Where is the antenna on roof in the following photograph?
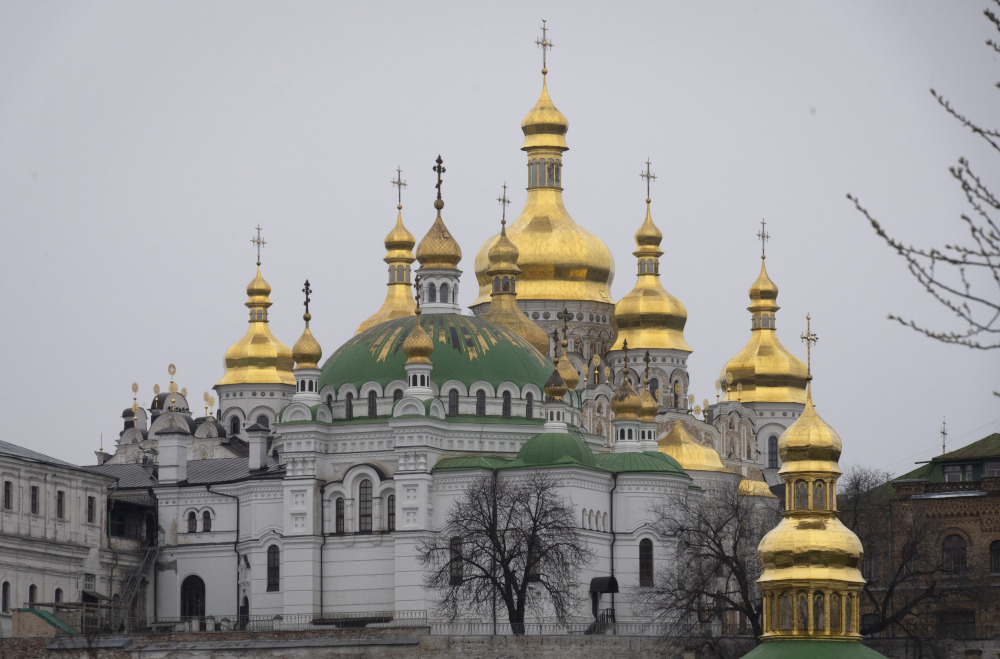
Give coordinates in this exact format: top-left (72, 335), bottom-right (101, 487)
top-left (941, 417), bottom-right (948, 455)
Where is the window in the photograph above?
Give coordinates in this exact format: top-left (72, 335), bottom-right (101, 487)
top-left (84, 573), bottom-right (95, 591)
top-left (649, 378), bottom-right (659, 402)
top-left (28, 585), bottom-right (36, 605)
top-left (202, 511), bottom-right (212, 532)
top-left (768, 436), bottom-right (779, 469)
top-left (1, 582), bottom-right (8, 612)
top-left (56, 491), bottom-right (65, 519)
top-left (813, 591), bottom-right (825, 631)
top-left (862, 550), bottom-right (879, 581)
top-left (30, 486), bottom-right (38, 514)
top-left (448, 389), bottom-right (459, 416)
top-left (335, 497), bottom-right (345, 533)
top-left (345, 393), bottom-right (353, 420)
top-left (367, 391), bottom-right (377, 418)
top-left (813, 481), bottom-right (826, 510)
top-left (937, 610), bottom-right (976, 639)
top-left (2, 481), bottom-right (10, 510)
top-left (427, 283), bottom-right (437, 303)
top-left (256, 415), bottom-right (269, 429)
top-left (944, 464), bottom-right (975, 482)
top-left (942, 534), bottom-right (967, 574)
top-left (475, 390), bottom-right (486, 417)
top-left (187, 511), bottom-right (197, 533)
top-left (387, 494), bottom-right (395, 532)
top-left (991, 541), bottom-right (1000, 573)
top-left (502, 391), bottom-right (512, 418)
top-left (986, 462), bottom-right (1000, 477)
top-left (359, 479), bottom-right (373, 532)
top-left (440, 283), bottom-right (450, 304)
top-left (639, 539), bottom-right (654, 587)
top-left (794, 480), bottom-right (808, 510)
top-left (229, 416), bottom-right (240, 437)
top-left (393, 389), bottom-right (403, 402)
top-left (54, 588), bottom-right (62, 603)
top-left (87, 496), bottom-right (95, 524)
top-left (266, 546), bottom-right (280, 591)
top-left (831, 593), bottom-right (843, 633)
top-left (449, 537), bottom-right (463, 585)
top-left (525, 393), bottom-right (533, 420)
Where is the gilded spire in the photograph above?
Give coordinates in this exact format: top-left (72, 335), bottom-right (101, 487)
top-left (356, 171), bottom-right (418, 334)
top-left (403, 279), bottom-right (434, 365)
top-left (610, 159), bottom-right (690, 353)
top-left (416, 156), bottom-right (462, 270)
top-left (293, 280), bottom-right (323, 369)
top-left (217, 227), bottom-right (295, 387)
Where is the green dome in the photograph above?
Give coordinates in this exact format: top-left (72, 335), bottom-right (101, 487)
top-left (741, 640), bottom-right (886, 659)
top-left (596, 451), bottom-right (689, 476)
top-left (319, 314), bottom-right (552, 394)
top-left (515, 432), bottom-right (598, 468)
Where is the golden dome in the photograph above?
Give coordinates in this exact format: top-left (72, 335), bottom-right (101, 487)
top-left (544, 366), bottom-right (568, 401)
top-left (557, 340), bottom-right (580, 391)
top-left (416, 214), bottom-right (462, 270)
top-left (611, 201), bottom-right (691, 352)
top-left (471, 74), bottom-right (614, 308)
top-left (778, 383), bottom-right (843, 475)
top-left (356, 206), bottom-right (417, 334)
top-left (738, 477), bottom-right (778, 498)
top-left (217, 267), bottom-right (296, 387)
top-left (757, 515), bottom-right (865, 584)
top-left (293, 312), bottom-right (323, 370)
top-left (722, 257), bottom-right (807, 404)
top-left (639, 387), bottom-right (658, 423)
top-left (480, 222), bottom-right (550, 355)
top-left (657, 420), bottom-right (733, 473)
top-left (402, 309), bottom-right (434, 364)
top-left (610, 375), bottom-right (641, 421)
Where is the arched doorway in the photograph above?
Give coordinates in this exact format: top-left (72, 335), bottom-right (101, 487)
top-left (180, 575), bottom-right (206, 630)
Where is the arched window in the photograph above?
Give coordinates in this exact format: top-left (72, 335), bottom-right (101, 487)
top-left (359, 479), bottom-right (373, 533)
top-left (202, 511), bottom-right (212, 532)
top-left (439, 283), bottom-right (449, 304)
top-left (449, 537), bottom-right (463, 585)
top-left (326, 394), bottom-right (334, 408)
top-left (649, 378), bottom-right (659, 402)
top-left (813, 481), bottom-right (826, 510)
top-left (266, 546), bottom-right (280, 591)
top-left (256, 415), bottom-right (269, 429)
top-left (345, 392), bottom-right (353, 420)
top-left (181, 575), bottom-right (205, 621)
top-left (639, 539), bottom-right (654, 587)
top-left (230, 416), bottom-right (240, 437)
top-left (54, 588), bottom-right (62, 603)
top-left (387, 494), bottom-right (396, 532)
top-left (943, 534), bottom-right (967, 574)
top-left (335, 497), bottom-right (345, 534)
top-left (428, 283), bottom-right (437, 303)
top-left (448, 390), bottom-right (459, 416)
top-left (367, 390), bottom-right (377, 418)
top-left (28, 584), bottom-right (37, 605)
top-left (502, 391), bottom-right (512, 418)
top-left (187, 511), bottom-right (197, 533)
top-left (475, 390), bottom-right (486, 417)
top-left (768, 436), bottom-right (779, 469)
top-left (393, 389), bottom-right (403, 402)
top-left (991, 541), bottom-right (1000, 573)
top-left (1, 582), bottom-right (8, 613)
top-left (813, 591), bottom-right (825, 631)
top-left (794, 480), bottom-right (809, 510)
top-left (525, 392), bottom-right (533, 419)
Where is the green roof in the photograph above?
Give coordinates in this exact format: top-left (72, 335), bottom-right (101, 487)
top-left (433, 456), bottom-right (512, 472)
top-left (596, 451), bottom-right (689, 476)
top-left (890, 433), bottom-right (1000, 484)
top-left (514, 432), bottom-right (598, 468)
top-left (319, 314), bottom-right (551, 395)
top-left (741, 640), bottom-right (886, 658)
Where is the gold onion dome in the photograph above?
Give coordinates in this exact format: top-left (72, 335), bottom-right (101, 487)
top-left (611, 200), bottom-right (690, 352)
top-left (217, 267), bottom-right (295, 386)
top-left (657, 420), bottom-right (733, 473)
top-left (557, 337), bottom-right (580, 391)
top-left (722, 257), bottom-right (808, 404)
top-left (416, 213), bottom-right (462, 270)
top-left (402, 310), bottom-right (434, 365)
top-left (356, 207), bottom-right (417, 334)
top-left (544, 366), bottom-right (568, 401)
top-left (639, 387), bottom-right (658, 423)
top-left (471, 72), bottom-right (614, 308)
top-left (292, 312), bottom-right (322, 369)
top-left (779, 383), bottom-right (842, 475)
top-left (738, 477), bottom-right (778, 499)
top-left (610, 374), bottom-right (641, 421)
top-left (480, 222), bottom-right (550, 355)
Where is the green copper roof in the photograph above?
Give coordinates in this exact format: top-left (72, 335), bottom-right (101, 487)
top-left (319, 314), bottom-right (551, 394)
top-left (741, 640), bottom-right (886, 659)
top-left (513, 432), bottom-right (598, 469)
top-left (891, 433), bottom-right (1000, 484)
top-left (596, 451), bottom-right (689, 476)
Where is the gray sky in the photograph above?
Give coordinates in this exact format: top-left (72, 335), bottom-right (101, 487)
top-left (1, 1), bottom-right (996, 475)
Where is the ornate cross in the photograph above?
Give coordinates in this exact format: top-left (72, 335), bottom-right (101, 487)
top-left (756, 219), bottom-right (770, 258)
top-left (497, 182), bottom-right (511, 225)
top-left (562, 306), bottom-right (570, 336)
top-left (433, 155), bottom-right (446, 200)
top-left (536, 20), bottom-right (553, 72)
top-left (643, 350), bottom-right (651, 388)
top-left (413, 275), bottom-right (422, 309)
top-left (392, 166), bottom-right (407, 207)
top-left (251, 224), bottom-right (266, 266)
top-left (302, 279), bottom-right (312, 316)
top-left (640, 159), bottom-right (657, 201)
top-left (800, 313), bottom-right (818, 378)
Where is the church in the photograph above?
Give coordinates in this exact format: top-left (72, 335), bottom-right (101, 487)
top-left (86, 26), bottom-right (817, 629)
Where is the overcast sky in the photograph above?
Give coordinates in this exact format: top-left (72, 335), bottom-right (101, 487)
top-left (0, 1), bottom-right (996, 475)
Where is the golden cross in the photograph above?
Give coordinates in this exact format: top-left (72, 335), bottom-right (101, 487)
top-left (536, 19), bottom-right (553, 73)
top-left (756, 218), bottom-right (770, 259)
top-left (497, 182), bottom-right (511, 225)
top-left (251, 224), bottom-right (266, 266)
top-left (551, 328), bottom-right (561, 363)
top-left (640, 159), bottom-right (656, 201)
top-left (643, 350), bottom-right (651, 389)
top-left (413, 275), bottom-right (422, 309)
top-left (433, 155), bottom-right (446, 201)
top-left (800, 313), bottom-right (818, 378)
top-left (302, 279), bottom-right (312, 317)
top-left (392, 166), bottom-right (407, 207)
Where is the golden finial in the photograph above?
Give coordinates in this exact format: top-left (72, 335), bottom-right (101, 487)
top-left (432, 155), bottom-right (446, 212)
top-left (251, 224), bottom-right (266, 266)
top-left (413, 275), bottom-right (422, 310)
top-left (168, 363), bottom-right (176, 377)
top-left (536, 19), bottom-right (553, 75)
top-left (640, 158), bottom-right (656, 203)
top-left (99, 432), bottom-right (103, 452)
top-left (551, 328), bottom-right (561, 364)
top-left (392, 166), bottom-right (407, 210)
top-left (203, 392), bottom-right (211, 417)
top-left (756, 218), bottom-right (770, 260)
top-left (714, 379), bottom-right (721, 403)
top-left (302, 279), bottom-right (313, 322)
top-left (497, 182), bottom-right (511, 225)
top-left (153, 384), bottom-right (160, 396)
top-left (181, 387), bottom-right (187, 398)
top-left (800, 313), bottom-right (818, 380)
top-left (621, 337), bottom-right (630, 383)
top-left (131, 382), bottom-right (139, 419)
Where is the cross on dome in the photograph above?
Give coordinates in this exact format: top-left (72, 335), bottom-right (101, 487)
top-left (800, 313), bottom-right (818, 379)
top-left (536, 19), bottom-right (553, 74)
top-left (302, 279), bottom-right (312, 317)
top-left (392, 166), bottom-right (407, 208)
top-left (497, 182), bottom-right (511, 224)
top-left (756, 218), bottom-right (770, 259)
top-left (640, 158), bottom-right (657, 201)
top-left (251, 224), bottom-right (267, 266)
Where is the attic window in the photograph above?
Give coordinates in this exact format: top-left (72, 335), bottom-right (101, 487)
top-left (986, 462), bottom-right (1000, 478)
top-left (943, 465), bottom-right (975, 482)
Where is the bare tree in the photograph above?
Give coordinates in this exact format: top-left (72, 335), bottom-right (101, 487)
top-left (418, 470), bottom-right (593, 633)
top-left (848, 2), bottom-right (1000, 351)
top-left (641, 478), bottom-right (781, 655)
